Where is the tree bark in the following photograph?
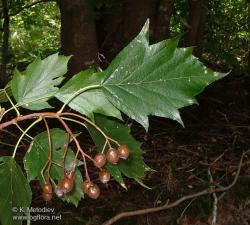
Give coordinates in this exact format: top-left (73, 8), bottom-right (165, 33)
top-left (152, 0), bottom-right (175, 42)
top-left (0, 0), bottom-right (10, 88)
top-left (248, 0), bottom-right (250, 72)
top-left (99, 0), bottom-right (159, 62)
top-left (123, 0), bottom-right (156, 42)
top-left (97, 2), bottom-right (125, 62)
top-left (58, 0), bottom-right (175, 73)
top-left (185, 0), bottom-right (208, 56)
top-left (58, 0), bottom-right (98, 76)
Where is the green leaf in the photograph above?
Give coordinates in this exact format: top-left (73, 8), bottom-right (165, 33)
top-left (87, 114), bottom-right (147, 187)
top-left (24, 128), bottom-right (83, 207)
top-left (11, 53), bottom-right (70, 110)
top-left (134, 178), bottom-right (152, 189)
top-left (106, 163), bottom-right (127, 189)
top-left (56, 69), bottom-right (122, 120)
top-left (0, 156), bottom-right (32, 225)
top-left (101, 20), bottom-right (227, 130)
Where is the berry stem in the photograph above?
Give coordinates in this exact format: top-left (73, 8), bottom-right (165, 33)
top-left (101, 140), bottom-right (108, 154)
top-left (60, 116), bottom-right (87, 129)
top-left (80, 151), bottom-right (90, 181)
top-left (61, 132), bottom-right (70, 175)
top-left (42, 117), bottom-right (53, 182)
top-left (60, 112), bottom-right (120, 148)
top-left (56, 116), bottom-right (94, 164)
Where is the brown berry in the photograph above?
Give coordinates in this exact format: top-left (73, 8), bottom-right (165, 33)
top-left (54, 186), bottom-right (64, 197)
top-left (118, 145), bottom-right (130, 160)
top-left (99, 169), bottom-right (111, 184)
top-left (81, 180), bottom-right (92, 194)
top-left (87, 184), bottom-right (100, 199)
top-left (43, 182), bottom-right (52, 194)
top-left (43, 192), bottom-right (52, 202)
top-left (60, 176), bottom-right (74, 194)
top-left (106, 149), bottom-right (119, 164)
top-left (93, 153), bottom-right (106, 168)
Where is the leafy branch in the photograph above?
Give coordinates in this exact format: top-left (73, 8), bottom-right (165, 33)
top-left (0, 21), bottom-right (228, 225)
top-left (0, 110), bottom-right (132, 194)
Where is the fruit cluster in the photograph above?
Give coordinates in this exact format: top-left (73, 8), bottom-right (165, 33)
top-left (42, 144), bottom-right (129, 201)
top-left (42, 170), bottom-right (75, 201)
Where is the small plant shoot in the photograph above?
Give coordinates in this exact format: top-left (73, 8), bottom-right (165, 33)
top-left (0, 21), bottom-right (227, 225)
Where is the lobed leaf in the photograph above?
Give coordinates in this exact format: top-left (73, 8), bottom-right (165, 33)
top-left (11, 53), bottom-right (70, 110)
top-left (0, 156), bottom-right (32, 225)
top-left (101, 20), bottom-right (227, 130)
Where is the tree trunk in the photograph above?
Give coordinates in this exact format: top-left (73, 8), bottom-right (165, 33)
top-left (152, 0), bottom-right (175, 42)
top-left (248, 1), bottom-right (250, 72)
top-left (97, 2), bottom-right (125, 62)
top-left (58, 0), bottom-right (98, 76)
top-left (99, 0), bottom-right (159, 62)
top-left (123, 0), bottom-right (156, 42)
top-left (0, 0), bottom-right (10, 88)
top-left (185, 0), bottom-right (208, 56)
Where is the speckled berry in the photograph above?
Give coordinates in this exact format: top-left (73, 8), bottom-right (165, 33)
top-left (106, 149), bottom-right (119, 164)
top-left (93, 153), bottom-right (106, 168)
top-left (87, 184), bottom-right (100, 199)
top-left (99, 169), bottom-right (111, 184)
top-left (43, 182), bottom-right (52, 194)
top-left (60, 176), bottom-right (74, 193)
top-left (118, 145), bottom-right (130, 160)
top-left (81, 180), bottom-right (92, 194)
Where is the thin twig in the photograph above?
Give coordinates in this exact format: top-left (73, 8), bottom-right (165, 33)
top-left (61, 112), bottom-right (120, 147)
top-left (56, 116), bottom-right (93, 162)
top-left (0, 128), bottom-right (19, 138)
top-left (80, 151), bottom-right (90, 181)
top-left (41, 118), bottom-right (53, 183)
top-left (0, 128), bottom-right (29, 148)
top-left (0, 112), bottom-right (118, 150)
top-left (62, 133), bottom-right (70, 175)
top-left (55, 116), bottom-right (92, 181)
top-left (0, 140), bottom-right (19, 148)
top-left (101, 140), bottom-right (108, 154)
top-left (0, 112), bottom-right (57, 130)
top-left (102, 150), bottom-right (249, 225)
top-left (177, 198), bottom-right (196, 224)
top-left (208, 168), bottom-right (218, 225)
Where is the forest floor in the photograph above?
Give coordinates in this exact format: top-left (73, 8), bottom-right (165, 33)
top-left (1, 72), bottom-right (250, 225)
